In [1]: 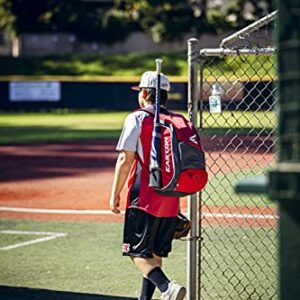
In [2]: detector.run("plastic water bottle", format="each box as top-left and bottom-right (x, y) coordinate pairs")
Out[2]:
(209, 83), (222, 113)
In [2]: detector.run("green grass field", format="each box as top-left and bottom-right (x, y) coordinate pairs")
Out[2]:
(200, 226), (278, 300)
(0, 219), (186, 299)
(0, 111), (276, 144)
(0, 111), (127, 144)
(204, 168), (276, 207)
(0, 52), (276, 78)
(0, 218), (278, 300)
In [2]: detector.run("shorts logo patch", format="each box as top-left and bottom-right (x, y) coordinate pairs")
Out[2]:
(122, 243), (130, 253)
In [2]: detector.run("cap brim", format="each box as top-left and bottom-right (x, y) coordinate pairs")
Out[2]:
(131, 86), (140, 91)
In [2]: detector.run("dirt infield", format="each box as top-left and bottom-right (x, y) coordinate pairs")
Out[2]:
(0, 140), (276, 226)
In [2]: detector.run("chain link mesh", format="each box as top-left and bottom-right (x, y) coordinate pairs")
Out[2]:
(197, 14), (278, 300)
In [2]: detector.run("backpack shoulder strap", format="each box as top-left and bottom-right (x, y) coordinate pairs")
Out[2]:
(138, 107), (154, 116)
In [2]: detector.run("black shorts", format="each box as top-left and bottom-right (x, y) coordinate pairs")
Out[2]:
(122, 208), (177, 258)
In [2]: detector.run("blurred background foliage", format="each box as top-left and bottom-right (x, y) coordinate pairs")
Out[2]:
(0, 52), (276, 77)
(0, 0), (275, 44)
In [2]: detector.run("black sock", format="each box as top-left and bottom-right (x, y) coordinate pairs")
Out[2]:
(139, 276), (156, 300)
(147, 267), (170, 293)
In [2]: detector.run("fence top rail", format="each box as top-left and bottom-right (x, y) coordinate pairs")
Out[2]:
(199, 47), (276, 57)
(220, 10), (278, 48)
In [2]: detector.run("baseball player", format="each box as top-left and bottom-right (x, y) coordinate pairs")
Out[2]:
(109, 71), (186, 300)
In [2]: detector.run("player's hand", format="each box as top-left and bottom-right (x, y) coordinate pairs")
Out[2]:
(110, 195), (121, 214)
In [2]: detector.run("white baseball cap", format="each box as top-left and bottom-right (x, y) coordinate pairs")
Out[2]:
(131, 71), (171, 92)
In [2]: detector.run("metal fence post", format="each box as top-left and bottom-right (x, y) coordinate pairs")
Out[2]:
(187, 37), (199, 300)
(268, 1), (300, 299)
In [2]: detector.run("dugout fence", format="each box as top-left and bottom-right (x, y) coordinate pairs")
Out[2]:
(187, 11), (278, 300)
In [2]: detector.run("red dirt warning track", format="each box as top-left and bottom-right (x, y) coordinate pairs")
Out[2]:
(0, 140), (276, 227)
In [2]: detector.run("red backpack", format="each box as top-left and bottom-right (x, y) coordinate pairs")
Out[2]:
(141, 108), (208, 197)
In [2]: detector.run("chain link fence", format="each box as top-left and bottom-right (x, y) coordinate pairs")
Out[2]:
(188, 11), (279, 300)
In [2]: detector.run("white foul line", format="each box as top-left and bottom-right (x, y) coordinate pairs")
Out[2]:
(0, 207), (115, 215)
(0, 206), (278, 220)
(204, 212), (279, 220)
(0, 230), (67, 251)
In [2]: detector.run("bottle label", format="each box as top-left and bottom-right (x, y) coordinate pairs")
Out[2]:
(209, 95), (222, 113)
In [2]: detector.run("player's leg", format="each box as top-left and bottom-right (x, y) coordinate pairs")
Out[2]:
(132, 256), (161, 300)
(132, 216), (186, 298)
(123, 208), (159, 299)
(132, 255), (170, 297)
(139, 276), (156, 300)
(131, 255), (161, 275)
(152, 217), (186, 299)
(122, 209), (185, 299)
(133, 256), (186, 300)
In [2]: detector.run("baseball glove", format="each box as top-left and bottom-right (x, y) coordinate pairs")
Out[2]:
(173, 212), (191, 239)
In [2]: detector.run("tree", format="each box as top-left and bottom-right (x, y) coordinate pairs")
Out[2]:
(0, 0), (276, 44)
(1, 0), (137, 44)
(0, 0), (15, 36)
(107, 0), (276, 43)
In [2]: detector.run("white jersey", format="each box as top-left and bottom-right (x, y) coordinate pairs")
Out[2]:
(116, 106), (156, 161)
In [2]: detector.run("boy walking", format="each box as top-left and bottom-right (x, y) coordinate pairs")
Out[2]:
(109, 70), (186, 300)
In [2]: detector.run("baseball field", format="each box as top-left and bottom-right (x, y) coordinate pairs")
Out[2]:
(0, 111), (277, 299)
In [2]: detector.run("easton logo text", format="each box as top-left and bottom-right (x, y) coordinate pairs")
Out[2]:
(164, 136), (171, 173)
